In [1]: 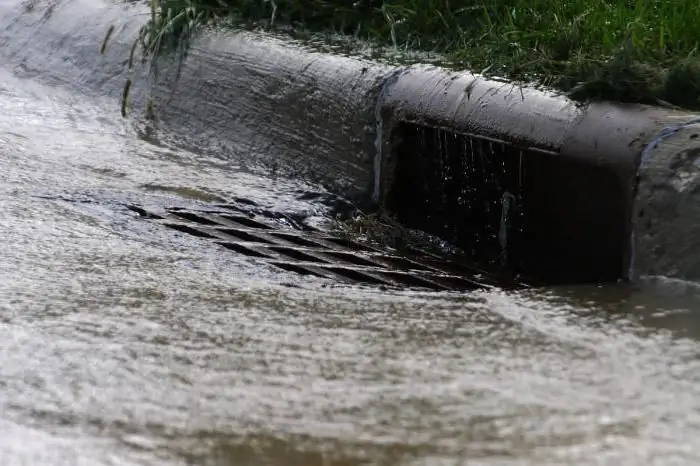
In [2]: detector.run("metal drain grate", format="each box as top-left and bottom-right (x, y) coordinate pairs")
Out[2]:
(127, 204), (526, 292)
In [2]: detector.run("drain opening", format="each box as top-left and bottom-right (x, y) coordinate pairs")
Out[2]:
(320, 251), (382, 268)
(268, 232), (327, 248)
(428, 274), (486, 291)
(271, 262), (328, 278)
(375, 271), (445, 290)
(384, 122), (628, 283)
(211, 201), (254, 210)
(419, 257), (490, 277)
(215, 228), (274, 244)
(267, 246), (328, 263)
(164, 223), (216, 239)
(322, 267), (391, 286)
(372, 255), (431, 272)
(217, 242), (271, 258)
(385, 124), (522, 270)
(322, 237), (377, 252)
(169, 211), (219, 225)
(218, 214), (274, 230)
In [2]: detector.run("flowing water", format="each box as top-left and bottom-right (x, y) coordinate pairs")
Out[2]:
(3, 4), (700, 466)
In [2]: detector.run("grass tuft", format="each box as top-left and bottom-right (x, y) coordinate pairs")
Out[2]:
(107, 0), (700, 112)
(663, 58), (700, 110)
(102, 0), (223, 115)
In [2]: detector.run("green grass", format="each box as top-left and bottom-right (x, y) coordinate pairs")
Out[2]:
(106, 0), (700, 111)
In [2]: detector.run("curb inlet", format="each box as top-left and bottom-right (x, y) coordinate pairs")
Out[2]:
(383, 122), (630, 284)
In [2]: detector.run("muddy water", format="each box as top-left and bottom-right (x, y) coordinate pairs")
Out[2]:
(3, 32), (700, 466)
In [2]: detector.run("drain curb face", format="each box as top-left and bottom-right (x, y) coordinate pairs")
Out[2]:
(127, 204), (526, 292)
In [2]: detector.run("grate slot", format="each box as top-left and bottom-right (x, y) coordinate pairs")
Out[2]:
(320, 251), (384, 268)
(266, 246), (328, 264)
(170, 211), (220, 225)
(163, 223), (216, 239)
(271, 262), (329, 278)
(212, 199), (256, 209)
(218, 214), (273, 230)
(267, 232), (327, 248)
(375, 271), (446, 290)
(217, 242), (271, 258)
(214, 228), (274, 244)
(321, 237), (377, 252)
(423, 274), (486, 291)
(371, 255), (432, 272)
(321, 266), (392, 286)
(402, 246), (442, 260)
(420, 257), (491, 277)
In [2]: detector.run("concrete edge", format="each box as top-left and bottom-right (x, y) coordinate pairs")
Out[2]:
(3, 0), (700, 282)
(375, 68), (698, 281)
(633, 122), (700, 280)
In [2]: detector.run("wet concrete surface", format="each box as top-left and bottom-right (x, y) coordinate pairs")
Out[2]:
(633, 123), (700, 281)
(377, 69), (696, 283)
(4, 44), (700, 466)
(0, 0), (390, 206)
(7, 0), (699, 285)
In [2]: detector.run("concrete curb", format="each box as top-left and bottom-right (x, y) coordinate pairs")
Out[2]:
(376, 69), (699, 282)
(2, 0), (699, 283)
(634, 121), (700, 280)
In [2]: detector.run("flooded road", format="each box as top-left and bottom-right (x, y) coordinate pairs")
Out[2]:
(3, 31), (700, 466)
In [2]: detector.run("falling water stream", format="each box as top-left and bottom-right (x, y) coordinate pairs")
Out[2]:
(3, 2), (700, 465)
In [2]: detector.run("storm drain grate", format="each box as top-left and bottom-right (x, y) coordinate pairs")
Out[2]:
(126, 204), (527, 292)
